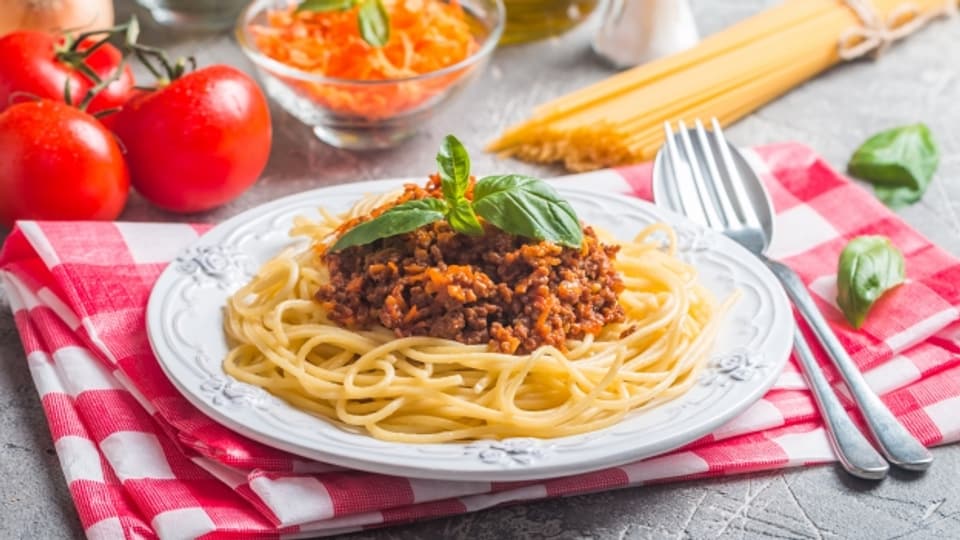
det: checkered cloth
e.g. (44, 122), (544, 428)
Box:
(2, 143), (960, 540)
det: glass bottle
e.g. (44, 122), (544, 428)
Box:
(501, 0), (602, 44)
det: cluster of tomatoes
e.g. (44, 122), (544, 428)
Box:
(0, 24), (272, 228)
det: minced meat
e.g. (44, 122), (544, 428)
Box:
(315, 180), (625, 354)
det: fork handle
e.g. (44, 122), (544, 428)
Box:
(792, 332), (888, 479)
(762, 257), (933, 471)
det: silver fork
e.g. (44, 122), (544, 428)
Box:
(654, 118), (934, 478)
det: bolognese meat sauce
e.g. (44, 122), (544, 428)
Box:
(315, 180), (625, 354)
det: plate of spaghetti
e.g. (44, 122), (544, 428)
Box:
(146, 136), (793, 481)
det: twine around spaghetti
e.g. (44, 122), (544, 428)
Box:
(839, 0), (958, 60)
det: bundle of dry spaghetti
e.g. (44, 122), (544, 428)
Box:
(487, 0), (958, 171)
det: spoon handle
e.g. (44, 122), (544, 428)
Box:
(763, 257), (933, 471)
(791, 331), (889, 479)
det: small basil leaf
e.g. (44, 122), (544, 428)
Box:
(357, 0), (389, 47)
(437, 135), (471, 203)
(873, 185), (923, 209)
(836, 235), (905, 329)
(330, 198), (445, 252)
(473, 174), (583, 247)
(297, 0), (356, 12)
(447, 199), (483, 236)
(848, 124), (939, 208)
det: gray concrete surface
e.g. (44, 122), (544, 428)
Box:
(2, 1), (959, 538)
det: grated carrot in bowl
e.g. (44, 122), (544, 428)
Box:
(250, 0), (480, 120)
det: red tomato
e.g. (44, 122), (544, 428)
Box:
(0, 31), (134, 119)
(113, 65), (272, 213)
(0, 101), (129, 227)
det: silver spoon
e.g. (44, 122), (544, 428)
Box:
(653, 119), (932, 477)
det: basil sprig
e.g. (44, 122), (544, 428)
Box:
(330, 135), (584, 252)
(437, 134), (483, 235)
(847, 124), (940, 209)
(297, 0), (389, 47)
(836, 236), (905, 329)
(447, 199), (484, 236)
(472, 174), (582, 248)
(331, 198), (446, 251)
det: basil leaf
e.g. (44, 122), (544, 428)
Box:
(437, 135), (471, 203)
(447, 199), (483, 236)
(836, 236), (905, 329)
(873, 185), (924, 209)
(330, 198), (445, 252)
(473, 174), (583, 247)
(848, 124), (939, 209)
(357, 0), (389, 47)
(297, 0), (356, 12)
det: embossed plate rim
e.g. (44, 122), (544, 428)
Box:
(146, 178), (795, 481)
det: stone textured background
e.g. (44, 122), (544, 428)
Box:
(1, 1), (958, 538)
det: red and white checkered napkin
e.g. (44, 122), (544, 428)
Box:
(3, 143), (960, 540)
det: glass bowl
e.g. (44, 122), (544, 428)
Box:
(235, 0), (505, 150)
(136, 0), (250, 30)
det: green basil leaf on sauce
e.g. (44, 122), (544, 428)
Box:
(437, 135), (471, 203)
(848, 124), (940, 209)
(836, 236), (905, 329)
(473, 174), (583, 248)
(330, 198), (445, 252)
(332, 137), (586, 250)
(447, 199), (483, 236)
(296, 0), (356, 12)
(357, 0), (390, 47)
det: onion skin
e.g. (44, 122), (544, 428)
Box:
(0, 0), (114, 36)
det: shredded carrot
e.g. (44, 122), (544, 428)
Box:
(252, 0), (479, 120)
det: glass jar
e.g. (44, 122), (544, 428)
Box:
(500, 0), (600, 44)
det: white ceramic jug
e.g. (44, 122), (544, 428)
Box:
(593, 0), (700, 68)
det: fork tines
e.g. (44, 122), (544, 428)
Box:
(662, 119), (762, 231)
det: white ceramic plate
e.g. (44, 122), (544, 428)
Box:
(146, 180), (794, 481)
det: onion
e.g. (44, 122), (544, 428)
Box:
(0, 0), (114, 36)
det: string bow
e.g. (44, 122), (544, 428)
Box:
(839, 0), (957, 60)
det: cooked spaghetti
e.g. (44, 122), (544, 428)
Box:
(223, 182), (721, 443)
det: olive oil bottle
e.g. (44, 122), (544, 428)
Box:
(501, 0), (600, 44)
